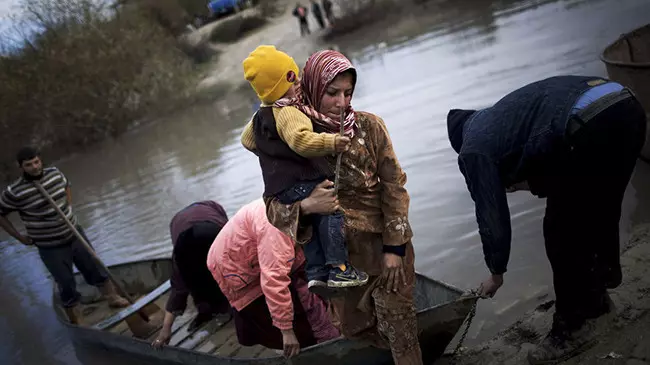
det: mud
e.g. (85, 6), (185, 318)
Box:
(438, 224), (650, 365)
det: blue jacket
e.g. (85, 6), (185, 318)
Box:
(208, 0), (239, 14)
(447, 75), (611, 275)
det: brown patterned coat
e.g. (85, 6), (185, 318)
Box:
(265, 111), (423, 365)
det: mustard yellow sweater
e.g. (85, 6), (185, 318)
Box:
(241, 106), (337, 157)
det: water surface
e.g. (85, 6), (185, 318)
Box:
(2, 0), (650, 363)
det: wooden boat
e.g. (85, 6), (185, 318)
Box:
(53, 258), (478, 365)
(601, 23), (650, 161)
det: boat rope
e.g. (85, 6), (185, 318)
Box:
(452, 289), (480, 357)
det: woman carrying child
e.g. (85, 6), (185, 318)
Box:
(240, 45), (369, 292)
(242, 47), (424, 365)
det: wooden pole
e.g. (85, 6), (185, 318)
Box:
(333, 107), (345, 195)
(32, 181), (149, 322)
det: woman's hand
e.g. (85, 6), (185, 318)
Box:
(379, 253), (406, 293)
(281, 329), (300, 358)
(151, 328), (171, 349)
(152, 311), (175, 349)
(299, 180), (340, 215)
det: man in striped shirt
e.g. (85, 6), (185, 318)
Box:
(0, 147), (129, 320)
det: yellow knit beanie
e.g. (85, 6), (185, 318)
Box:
(243, 45), (300, 104)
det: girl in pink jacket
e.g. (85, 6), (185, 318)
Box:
(207, 199), (339, 358)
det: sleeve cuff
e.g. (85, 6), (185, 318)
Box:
(487, 256), (508, 275)
(324, 134), (337, 154)
(165, 288), (188, 315)
(382, 244), (407, 257)
(489, 267), (507, 275)
(272, 318), (293, 331)
(170, 309), (185, 317)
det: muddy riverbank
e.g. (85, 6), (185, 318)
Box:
(438, 223), (650, 365)
(196, 0), (335, 92)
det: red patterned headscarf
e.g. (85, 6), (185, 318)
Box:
(274, 50), (357, 137)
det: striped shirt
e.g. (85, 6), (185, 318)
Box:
(0, 167), (77, 247)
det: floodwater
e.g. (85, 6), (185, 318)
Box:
(2, 0), (650, 363)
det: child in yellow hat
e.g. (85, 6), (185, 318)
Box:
(240, 45), (368, 293)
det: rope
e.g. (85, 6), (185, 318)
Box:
(333, 107), (345, 195)
(453, 299), (478, 355)
(449, 289), (481, 362)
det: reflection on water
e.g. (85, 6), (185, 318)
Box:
(1, 0), (650, 363)
(0, 243), (83, 365)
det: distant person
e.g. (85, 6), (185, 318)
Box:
(293, 3), (310, 36)
(310, 0), (325, 29)
(0, 147), (129, 324)
(152, 200), (232, 349)
(446, 76), (646, 364)
(322, 0), (335, 26)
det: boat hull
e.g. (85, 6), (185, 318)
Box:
(601, 23), (650, 161)
(55, 258), (477, 365)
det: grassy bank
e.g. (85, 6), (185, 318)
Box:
(0, 0), (196, 180)
(0, 0), (278, 182)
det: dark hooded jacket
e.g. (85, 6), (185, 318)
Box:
(447, 75), (610, 275)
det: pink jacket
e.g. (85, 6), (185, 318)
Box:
(207, 199), (306, 331)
